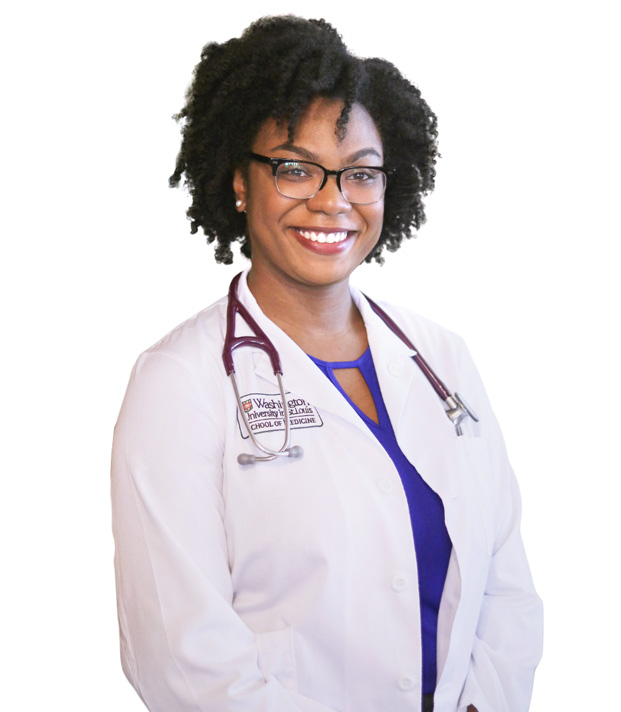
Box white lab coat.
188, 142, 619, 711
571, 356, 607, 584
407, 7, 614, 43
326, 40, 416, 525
111, 270, 542, 712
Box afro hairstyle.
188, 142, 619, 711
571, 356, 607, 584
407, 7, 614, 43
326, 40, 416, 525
169, 15, 439, 264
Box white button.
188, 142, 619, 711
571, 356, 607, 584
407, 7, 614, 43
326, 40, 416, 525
377, 478, 394, 493
397, 674, 416, 690
388, 361, 404, 377
390, 575, 408, 592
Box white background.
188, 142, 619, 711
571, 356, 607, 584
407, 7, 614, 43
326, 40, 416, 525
2, 0, 619, 709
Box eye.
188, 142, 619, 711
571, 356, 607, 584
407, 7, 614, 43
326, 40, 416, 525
345, 168, 382, 183
277, 162, 314, 182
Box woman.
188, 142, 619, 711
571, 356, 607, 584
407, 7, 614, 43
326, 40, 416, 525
111, 16, 542, 712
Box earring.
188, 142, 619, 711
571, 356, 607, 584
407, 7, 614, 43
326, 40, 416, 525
235, 200, 243, 208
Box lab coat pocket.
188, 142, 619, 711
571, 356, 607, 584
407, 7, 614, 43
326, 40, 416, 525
456, 437, 494, 557
256, 627, 297, 691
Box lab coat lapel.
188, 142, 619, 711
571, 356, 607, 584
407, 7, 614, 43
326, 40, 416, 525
353, 286, 460, 502
354, 286, 469, 680
235, 272, 379, 440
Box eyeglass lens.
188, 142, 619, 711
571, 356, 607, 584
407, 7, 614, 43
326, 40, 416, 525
275, 162, 386, 204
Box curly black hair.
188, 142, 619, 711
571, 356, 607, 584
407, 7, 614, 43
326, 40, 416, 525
169, 16, 439, 264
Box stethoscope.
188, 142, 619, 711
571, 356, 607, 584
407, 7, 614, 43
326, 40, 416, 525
223, 273, 478, 465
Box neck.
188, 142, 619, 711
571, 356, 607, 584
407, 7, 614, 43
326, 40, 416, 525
246, 268, 366, 360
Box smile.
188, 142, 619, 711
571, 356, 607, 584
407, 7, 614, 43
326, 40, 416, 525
296, 230, 350, 244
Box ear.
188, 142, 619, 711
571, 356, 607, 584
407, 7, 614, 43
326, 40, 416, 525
233, 167, 247, 212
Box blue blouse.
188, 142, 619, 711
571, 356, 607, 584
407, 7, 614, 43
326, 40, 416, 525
309, 347, 452, 694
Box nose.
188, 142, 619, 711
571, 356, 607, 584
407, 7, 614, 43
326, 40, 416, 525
305, 175, 352, 215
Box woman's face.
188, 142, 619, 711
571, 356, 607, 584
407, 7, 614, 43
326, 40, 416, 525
234, 97, 384, 291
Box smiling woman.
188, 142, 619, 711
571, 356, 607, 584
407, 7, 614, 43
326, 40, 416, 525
111, 15, 542, 712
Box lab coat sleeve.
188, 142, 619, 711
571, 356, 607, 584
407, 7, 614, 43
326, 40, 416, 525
456, 343, 544, 712
111, 350, 337, 712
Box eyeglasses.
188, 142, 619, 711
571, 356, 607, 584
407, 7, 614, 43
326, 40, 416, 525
248, 152, 390, 205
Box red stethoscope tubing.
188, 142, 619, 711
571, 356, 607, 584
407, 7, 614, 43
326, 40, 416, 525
363, 294, 452, 402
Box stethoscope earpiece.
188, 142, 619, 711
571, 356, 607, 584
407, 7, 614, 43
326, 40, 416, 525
237, 445, 304, 467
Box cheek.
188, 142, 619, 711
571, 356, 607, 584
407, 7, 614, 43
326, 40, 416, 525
367, 203, 385, 237
246, 176, 290, 223
357, 205, 384, 261
245, 187, 274, 237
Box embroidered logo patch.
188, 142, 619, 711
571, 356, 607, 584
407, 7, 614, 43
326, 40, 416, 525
236, 392, 323, 438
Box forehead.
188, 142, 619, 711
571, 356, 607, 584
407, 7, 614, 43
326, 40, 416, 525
253, 98, 383, 159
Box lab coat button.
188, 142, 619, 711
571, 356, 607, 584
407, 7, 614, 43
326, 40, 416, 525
388, 362, 404, 377
390, 575, 408, 592
377, 478, 394, 493
397, 674, 416, 690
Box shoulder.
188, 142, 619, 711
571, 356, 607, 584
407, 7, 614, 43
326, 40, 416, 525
378, 300, 464, 348
357, 291, 494, 434
141, 295, 228, 367
121, 295, 229, 413
356, 287, 468, 367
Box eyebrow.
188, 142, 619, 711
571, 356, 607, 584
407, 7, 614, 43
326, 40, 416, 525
269, 143, 382, 164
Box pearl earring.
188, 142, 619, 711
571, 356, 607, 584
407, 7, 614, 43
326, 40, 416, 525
236, 200, 243, 208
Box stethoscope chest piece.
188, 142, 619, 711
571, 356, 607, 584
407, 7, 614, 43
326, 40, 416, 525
445, 392, 479, 436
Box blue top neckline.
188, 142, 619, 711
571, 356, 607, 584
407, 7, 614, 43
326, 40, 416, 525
307, 347, 386, 430
307, 346, 372, 371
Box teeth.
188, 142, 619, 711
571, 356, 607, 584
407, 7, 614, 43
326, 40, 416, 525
297, 230, 349, 244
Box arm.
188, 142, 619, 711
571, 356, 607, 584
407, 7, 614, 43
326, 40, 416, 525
457, 344, 543, 712
111, 350, 337, 712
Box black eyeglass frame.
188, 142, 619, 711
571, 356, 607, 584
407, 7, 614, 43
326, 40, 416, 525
248, 152, 392, 204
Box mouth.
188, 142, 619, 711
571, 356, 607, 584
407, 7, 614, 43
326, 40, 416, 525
290, 227, 356, 254
295, 229, 350, 245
